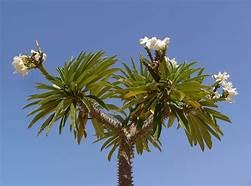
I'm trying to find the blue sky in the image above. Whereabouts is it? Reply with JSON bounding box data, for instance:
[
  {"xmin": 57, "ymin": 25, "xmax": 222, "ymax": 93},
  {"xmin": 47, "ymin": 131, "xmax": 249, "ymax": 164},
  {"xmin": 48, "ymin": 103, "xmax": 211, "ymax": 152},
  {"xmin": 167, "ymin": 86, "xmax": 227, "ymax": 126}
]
[{"xmin": 1, "ymin": 0, "xmax": 251, "ymax": 186}]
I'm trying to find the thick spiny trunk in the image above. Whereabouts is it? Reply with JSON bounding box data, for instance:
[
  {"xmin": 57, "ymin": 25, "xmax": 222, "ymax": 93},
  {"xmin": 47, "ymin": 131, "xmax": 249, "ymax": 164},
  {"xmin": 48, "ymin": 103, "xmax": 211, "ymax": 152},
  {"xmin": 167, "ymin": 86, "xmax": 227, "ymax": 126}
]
[{"xmin": 117, "ymin": 139, "xmax": 134, "ymax": 186}]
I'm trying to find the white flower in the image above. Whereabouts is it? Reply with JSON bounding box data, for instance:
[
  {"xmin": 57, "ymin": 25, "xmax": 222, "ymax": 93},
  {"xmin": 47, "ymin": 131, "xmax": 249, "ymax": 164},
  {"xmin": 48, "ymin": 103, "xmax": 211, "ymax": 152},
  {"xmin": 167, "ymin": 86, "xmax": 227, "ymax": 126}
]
[
  {"xmin": 153, "ymin": 37, "xmax": 170, "ymax": 51},
  {"xmin": 222, "ymin": 81, "xmax": 233, "ymax": 90},
  {"xmin": 165, "ymin": 56, "xmax": 178, "ymax": 68},
  {"xmin": 225, "ymin": 88, "xmax": 238, "ymax": 103},
  {"xmin": 139, "ymin": 36, "xmax": 149, "ymax": 46},
  {"xmin": 146, "ymin": 37, "xmax": 158, "ymax": 49},
  {"xmin": 213, "ymin": 91, "xmax": 221, "ymax": 99},
  {"xmin": 42, "ymin": 53, "xmax": 47, "ymax": 61},
  {"xmin": 221, "ymin": 81, "xmax": 238, "ymax": 103},
  {"xmin": 31, "ymin": 49, "xmax": 46, "ymax": 62},
  {"xmin": 140, "ymin": 36, "xmax": 170, "ymax": 51},
  {"xmin": 31, "ymin": 49, "xmax": 36, "ymax": 54},
  {"xmin": 12, "ymin": 54, "xmax": 29, "ymax": 76},
  {"xmin": 213, "ymin": 72, "xmax": 230, "ymax": 84},
  {"xmin": 31, "ymin": 49, "xmax": 40, "ymax": 61},
  {"xmin": 213, "ymin": 71, "xmax": 238, "ymax": 102}
]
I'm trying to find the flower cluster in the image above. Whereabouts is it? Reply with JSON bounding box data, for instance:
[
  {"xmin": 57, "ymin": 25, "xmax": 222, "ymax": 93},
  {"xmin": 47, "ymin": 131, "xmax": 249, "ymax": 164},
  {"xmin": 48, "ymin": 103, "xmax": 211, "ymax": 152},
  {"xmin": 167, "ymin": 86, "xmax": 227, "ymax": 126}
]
[
  {"xmin": 12, "ymin": 55, "xmax": 29, "ymax": 76},
  {"xmin": 213, "ymin": 72, "xmax": 229, "ymax": 84},
  {"xmin": 139, "ymin": 36, "xmax": 178, "ymax": 68},
  {"xmin": 12, "ymin": 48, "xmax": 47, "ymax": 76},
  {"xmin": 139, "ymin": 36, "xmax": 170, "ymax": 51},
  {"xmin": 213, "ymin": 72, "xmax": 238, "ymax": 102}
]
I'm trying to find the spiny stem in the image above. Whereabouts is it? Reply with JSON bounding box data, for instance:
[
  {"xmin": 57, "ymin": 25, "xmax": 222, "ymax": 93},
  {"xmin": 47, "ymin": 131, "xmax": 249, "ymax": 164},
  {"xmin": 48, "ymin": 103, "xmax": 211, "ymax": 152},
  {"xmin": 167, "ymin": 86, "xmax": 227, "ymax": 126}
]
[
  {"xmin": 89, "ymin": 106, "xmax": 123, "ymax": 133},
  {"xmin": 117, "ymin": 139, "xmax": 134, "ymax": 186}
]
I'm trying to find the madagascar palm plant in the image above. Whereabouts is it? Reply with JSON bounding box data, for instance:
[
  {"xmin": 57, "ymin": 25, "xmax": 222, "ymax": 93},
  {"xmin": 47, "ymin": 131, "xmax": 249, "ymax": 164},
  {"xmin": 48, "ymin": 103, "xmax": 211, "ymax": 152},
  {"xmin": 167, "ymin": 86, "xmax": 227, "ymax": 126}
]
[{"xmin": 12, "ymin": 37, "xmax": 237, "ymax": 186}]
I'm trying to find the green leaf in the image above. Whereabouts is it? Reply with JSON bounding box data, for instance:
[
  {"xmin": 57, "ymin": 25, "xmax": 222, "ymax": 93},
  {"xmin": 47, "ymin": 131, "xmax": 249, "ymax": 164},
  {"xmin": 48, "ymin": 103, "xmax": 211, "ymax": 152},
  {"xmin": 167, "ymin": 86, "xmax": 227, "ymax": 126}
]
[
  {"xmin": 185, "ymin": 130, "xmax": 194, "ymax": 146},
  {"xmin": 28, "ymin": 106, "xmax": 56, "ymax": 128},
  {"xmin": 76, "ymin": 111, "xmax": 88, "ymax": 144},
  {"xmin": 174, "ymin": 109, "xmax": 188, "ymax": 130},
  {"xmin": 205, "ymin": 108, "xmax": 231, "ymax": 123},
  {"xmin": 188, "ymin": 114, "xmax": 205, "ymax": 151},
  {"xmin": 59, "ymin": 107, "xmax": 70, "ymax": 134},
  {"xmin": 81, "ymin": 98, "xmax": 91, "ymax": 112},
  {"xmin": 142, "ymin": 138, "xmax": 151, "ymax": 152},
  {"xmin": 27, "ymin": 100, "xmax": 60, "ymax": 117},
  {"xmin": 153, "ymin": 103, "xmax": 163, "ymax": 139},
  {"xmin": 153, "ymin": 121, "xmax": 162, "ymax": 140},
  {"xmin": 148, "ymin": 136, "xmax": 162, "ymax": 151},
  {"xmin": 37, "ymin": 114, "xmax": 55, "ymax": 135},
  {"xmin": 101, "ymin": 136, "xmax": 118, "ymax": 151},
  {"xmin": 201, "ymin": 124, "xmax": 212, "ymax": 149},
  {"xmin": 108, "ymin": 144, "xmax": 119, "ymax": 161},
  {"xmin": 123, "ymin": 90, "xmax": 147, "ymax": 99},
  {"xmin": 23, "ymin": 100, "xmax": 40, "ymax": 109},
  {"xmin": 86, "ymin": 95, "xmax": 108, "ymax": 110},
  {"xmin": 135, "ymin": 138, "xmax": 144, "ymax": 155},
  {"xmin": 92, "ymin": 118, "xmax": 104, "ymax": 138},
  {"xmin": 70, "ymin": 103, "xmax": 77, "ymax": 131},
  {"xmin": 106, "ymin": 104, "xmax": 127, "ymax": 116},
  {"xmin": 46, "ymin": 100, "xmax": 64, "ymax": 135},
  {"xmin": 167, "ymin": 114, "xmax": 176, "ymax": 128}
]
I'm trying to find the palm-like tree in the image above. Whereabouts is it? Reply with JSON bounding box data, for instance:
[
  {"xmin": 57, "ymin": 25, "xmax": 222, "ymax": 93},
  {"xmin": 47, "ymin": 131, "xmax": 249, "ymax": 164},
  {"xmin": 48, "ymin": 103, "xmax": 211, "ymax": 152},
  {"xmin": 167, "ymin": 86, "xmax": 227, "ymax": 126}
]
[{"xmin": 19, "ymin": 39, "xmax": 234, "ymax": 186}]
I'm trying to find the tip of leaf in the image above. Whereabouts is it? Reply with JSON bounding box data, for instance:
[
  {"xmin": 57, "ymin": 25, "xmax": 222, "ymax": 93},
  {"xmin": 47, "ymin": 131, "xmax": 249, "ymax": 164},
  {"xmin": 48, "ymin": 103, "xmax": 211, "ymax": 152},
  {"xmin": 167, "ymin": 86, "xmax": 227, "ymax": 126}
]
[
  {"xmin": 27, "ymin": 124, "xmax": 33, "ymax": 128},
  {"xmin": 37, "ymin": 132, "xmax": 42, "ymax": 136}
]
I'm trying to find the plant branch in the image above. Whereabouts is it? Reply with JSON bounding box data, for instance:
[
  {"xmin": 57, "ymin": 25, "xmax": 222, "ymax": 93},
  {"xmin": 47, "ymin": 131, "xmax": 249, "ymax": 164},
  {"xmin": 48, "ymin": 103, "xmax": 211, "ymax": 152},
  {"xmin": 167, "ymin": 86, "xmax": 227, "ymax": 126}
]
[
  {"xmin": 89, "ymin": 105, "xmax": 123, "ymax": 134},
  {"xmin": 130, "ymin": 115, "xmax": 154, "ymax": 143},
  {"xmin": 130, "ymin": 110, "xmax": 168, "ymax": 143},
  {"xmin": 141, "ymin": 60, "xmax": 160, "ymax": 82},
  {"xmin": 145, "ymin": 47, "xmax": 154, "ymax": 63}
]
